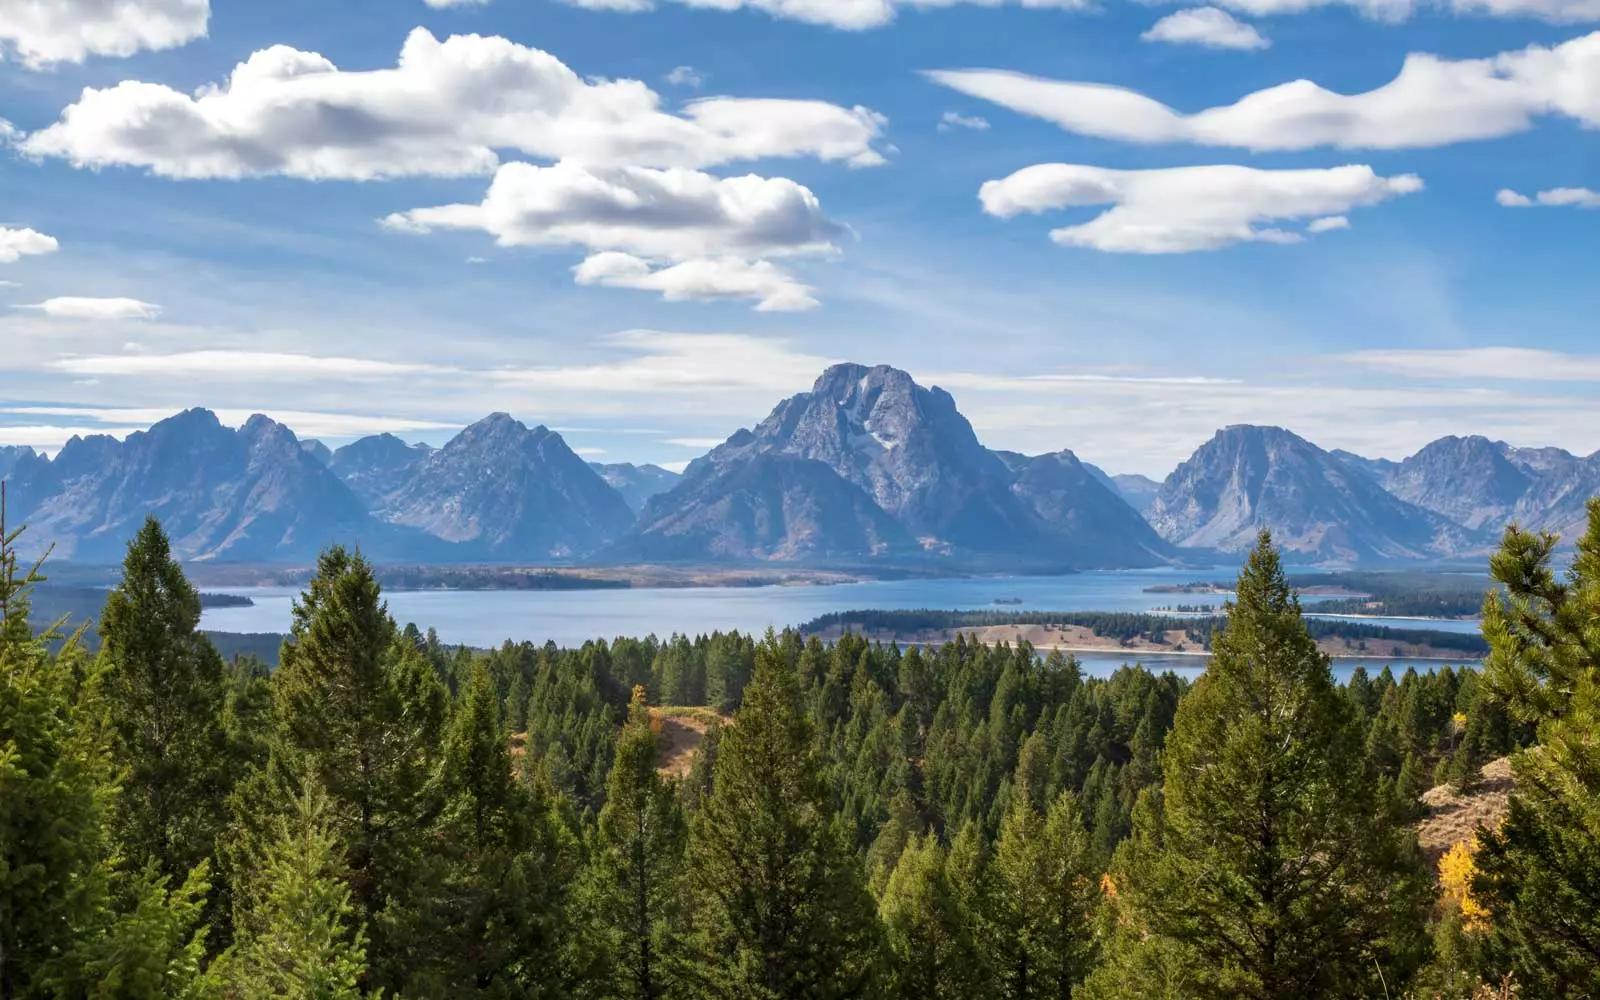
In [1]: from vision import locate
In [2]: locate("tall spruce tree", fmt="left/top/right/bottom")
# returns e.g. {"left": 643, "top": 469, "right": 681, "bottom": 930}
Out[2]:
{"left": 685, "top": 633, "right": 881, "bottom": 999}
{"left": 878, "top": 833, "right": 982, "bottom": 1000}
{"left": 1088, "top": 533, "right": 1431, "bottom": 1000}
{"left": 269, "top": 546, "right": 447, "bottom": 985}
{"left": 989, "top": 790, "right": 1101, "bottom": 999}
{"left": 215, "top": 779, "right": 375, "bottom": 1000}
{"left": 1474, "top": 498, "right": 1600, "bottom": 997}
{"left": 0, "top": 506, "right": 113, "bottom": 998}
{"left": 574, "top": 687, "right": 688, "bottom": 1000}
{"left": 98, "top": 517, "right": 232, "bottom": 884}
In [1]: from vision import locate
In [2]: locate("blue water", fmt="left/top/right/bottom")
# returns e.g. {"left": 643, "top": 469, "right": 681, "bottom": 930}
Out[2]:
{"left": 199, "top": 567, "right": 1484, "bottom": 678}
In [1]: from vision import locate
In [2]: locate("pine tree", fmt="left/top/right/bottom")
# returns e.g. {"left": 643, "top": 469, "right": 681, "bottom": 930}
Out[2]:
{"left": 575, "top": 687, "right": 688, "bottom": 999}
{"left": 70, "top": 864, "right": 217, "bottom": 1000}
{"left": 685, "top": 633, "right": 881, "bottom": 999}
{"left": 0, "top": 498, "right": 115, "bottom": 998}
{"left": 878, "top": 833, "right": 982, "bottom": 1000}
{"left": 1092, "top": 533, "right": 1432, "bottom": 1000}
{"left": 989, "top": 791, "right": 1101, "bottom": 999}
{"left": 269, "top": 547, "right": 447, "bottom": 985}
{"left": 215, "top": 779, "right": 375, "bottom": 1000}
{"left": 97, "top": 517, "right": 233, "bottom": 884}
{"left": 1473, "top": 498, "right": 1600, "bottom": 997}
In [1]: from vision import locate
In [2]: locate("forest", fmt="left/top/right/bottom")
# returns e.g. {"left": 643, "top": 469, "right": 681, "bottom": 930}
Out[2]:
{"left": 1, "top": 500, "right": 1597, "bottom": 999}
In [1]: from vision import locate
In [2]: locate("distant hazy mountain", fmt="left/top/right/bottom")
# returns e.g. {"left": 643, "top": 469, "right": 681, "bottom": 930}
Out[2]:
{"left": 1332, "top": 437, "right": 1600, "bottom": 543}
{"left": 1149, "top": 425, "right": 1475, "bottom": 563}
{"left": 1384, "top": 436, "right": 1533, "bottom": 532}
{"left": 1329, "top": 449, "right": 1401, "bottom": 484}
{"left": 589, "top": 462, "right": 682, "bottom": 512}
{"left": 622, "top": 364, "right": 1170, "bottom": 567}
{"left": 0, "top": 445, "right": 37, "bottom": 482}
{"left": 331, "top": 433, "right": 434, "bottom": 507}
{"left": 622, "top": 451, "right": 916, "bottom": 561}
{"left": 300, "top": 439, "right": 334, "bottom": 466}
{"left": 1, "top": 409, "right": 379, "bottom": 562}
{"left": 378, "top": 414, "right": 633, "bottom": 560}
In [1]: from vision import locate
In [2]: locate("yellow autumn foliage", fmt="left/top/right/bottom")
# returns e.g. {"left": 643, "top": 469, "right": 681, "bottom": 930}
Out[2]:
{"left": 1439, "top": 840, "right": 1490, "bottom": 932}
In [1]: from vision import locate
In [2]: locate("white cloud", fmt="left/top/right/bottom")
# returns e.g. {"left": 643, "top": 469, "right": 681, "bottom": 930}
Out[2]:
{"left": 1497, "top": 186, "right": 1600, "bottom": 207}
{"left": 927, "top": 31, "right": 1600, "bottom": 151}
{"left": 561, "top": 0, "right": 1090, "bottom": 31}
{"left": 1337, "top": 347, "right": 1600, "bottom": 381}
{"left": 1307, "top": 214, "right": 1350, "bottom": 232}
{"left": 49, "top": 350, "right": 436, "bottom": 378}
{"left": 573, "top": 253, "right": 820, "bottom": 311}
{"left": 1, "top": 405, "right": 455, "bottom": 439}
{"left": 0, "top": 424, "right": 145, "bottom": 448}
{"left": 659, "top": 460, "right": 692, "bottom": 473}
{"left": 665, "top": 65, "right": 704, "bottom": 88}
{"left": 0, "top": 227, "right": 59, "bottom": 263}
{"left": 0, "top": 0, "right": 208, "bottom": 68}
{"left": 1142, "top": 8, "right": 1269, "bottom": 50}
{"left": 1449, "top": 0, "right": 1600, "bottom": 23}
{"left": 18, "top": 297, "right": 161, "bottom": 319}
{"left": 21, "top": 28, "right": 887, "bottom": 180}
{"left": 939, "top": 111, "right": 991, "bottom": 131}
{"left": 664, "top": 436, "right": 726, "bottom": 447}
{"left": 571, "top": 447, "right": 607, "bottom": 455}
{"left": 386, "top": 161, "right": 841, "bottom": 261}
{"left": 978, "top": 163, "right": 1421, "bottom": 253}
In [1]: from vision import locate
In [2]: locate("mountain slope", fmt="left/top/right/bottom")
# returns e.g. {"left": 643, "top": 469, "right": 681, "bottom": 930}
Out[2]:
{"left": 379, "top": 414, "right": 633, "bottom": 560}
{"left": 1, "top": 409, "right": 382, "bottom": 562}
{"left": 623, "top": 364, "right": 1169, "bottom": 567}
{"left": 1148, "top": 425, "right": 1475, "bottom": 563}
{"left": 1385, "top": 436, "right": 1532, "bottom": 531}
{"left": 331, "top": 433, "right": 434, "bottom": 507}
{"left": 590, "top": 462, "right": 682, "bottom": 512}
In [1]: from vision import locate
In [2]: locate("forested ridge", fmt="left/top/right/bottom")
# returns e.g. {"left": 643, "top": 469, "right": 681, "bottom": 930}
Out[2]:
{"left": 3, "top": 500, "right": 1599, "bottom": 998}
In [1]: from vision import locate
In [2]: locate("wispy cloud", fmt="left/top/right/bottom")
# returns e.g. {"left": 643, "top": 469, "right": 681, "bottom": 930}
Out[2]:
{"left": 17, "top": 297, "right": 159, "bottom": 320}
{"left": 1335, "top": 347, "right": 1600, "bottom": 382}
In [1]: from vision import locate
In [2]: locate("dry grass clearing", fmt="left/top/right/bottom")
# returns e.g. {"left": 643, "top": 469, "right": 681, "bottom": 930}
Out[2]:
{"left": 650, "top": 706, "right": 729, "bottom": 778}
{"left": 1416, "top": 757, "right": 1514, "bottom": 864}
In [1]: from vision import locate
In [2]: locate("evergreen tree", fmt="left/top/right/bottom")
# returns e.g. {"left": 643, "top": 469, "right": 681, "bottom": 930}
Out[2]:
{"left": 685, "top": 634, "right": 881, "bottom": 999}
{"left": 97, "top": 517, "right": 233, "bottom": 884}
{"left": 878, "top": 833, "right": 982, "bottom": 1000}
{"left": 575, "top": 687, "right": 688, "bottom": 999}
{"left": 1092, "top": 533, "right": 1432, "bottom": 1000}
{"left": 215, "top": 779, "right": 375, "bottom": 1000}
{"left": 989, "top": 791, "right": 1101, "bottom": 999}
{"left": 70, "top": 864, "right": 217, "bottom": 1000}
{"left": 0, "top": 503, "right": 114, "bottom": 998}
{"left": 1474, "top": 498, "right": 1600, "bottom": 997}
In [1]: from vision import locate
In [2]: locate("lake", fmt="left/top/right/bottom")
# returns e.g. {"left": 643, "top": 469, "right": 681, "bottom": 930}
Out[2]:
{"left": 199, "top": 566, "right": 1484, "bottom": 679}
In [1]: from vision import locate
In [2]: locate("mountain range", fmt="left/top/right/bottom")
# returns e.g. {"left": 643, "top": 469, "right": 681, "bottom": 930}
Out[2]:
{"left": 0, "top": 363, "right": 1594, "bottom": 567}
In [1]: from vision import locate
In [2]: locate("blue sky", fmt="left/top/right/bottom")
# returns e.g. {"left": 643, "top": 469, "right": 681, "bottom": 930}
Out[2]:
{"left": 1, "top": 0, "right": 1597, "bottom": 476}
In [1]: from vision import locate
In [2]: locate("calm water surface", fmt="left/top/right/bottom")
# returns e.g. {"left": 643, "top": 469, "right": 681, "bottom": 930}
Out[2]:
{"left": 200, "top": 566, "right": 1482, "bottom": 678}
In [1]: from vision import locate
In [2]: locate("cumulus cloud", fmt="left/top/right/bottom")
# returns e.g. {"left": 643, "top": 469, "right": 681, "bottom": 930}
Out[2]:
{"left": 939, "top": 111, "right": 991, "bottom": 131}
{"left": 18, "top": 297, "right": 161, "bottom": 319}
{"left": 561, "top": 0, "right": 1090, "bottom": 31}
{"left": 0, "top": 227, "right": 59, "bottom": 263}
{"left": 977, "top": 163, "right": 1421, "bottom": 253}
{"left": 665, "top": 65, "right": 704, "bottom": 87}
{"left": 21, "top": 28, "right": 887, "bottom": 180}
{"left": 573, "top": 253, "right": 819, "bottom": 310}
{"left": 386, "top": 160, "right": 840, "bottom": 309}
{"left": 928, "top": 31, "right": 1600, "bottom": 151}
{"left": 1307, "top": 214, "right": 1350, "bottom": 232}
{"left": 0, "top": 0, "right": 208, "bottom": 68}
{"left": 386, "top": 161, "right": 841, "bottom": 260}
{"left": 1337, "top": 347, "right": 1600, "bottom": 381}
{"left": 1142, "top": 8, "right": 1269, "bottom": 50}
{"left": 1497, "top": 186, "right": 1600, "bottom": 207}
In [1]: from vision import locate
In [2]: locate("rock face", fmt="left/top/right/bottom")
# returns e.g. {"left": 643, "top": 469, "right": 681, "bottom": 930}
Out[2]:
{"left": 378, "top": 414, "right": 634, "bottom": 560}
{"left": 1079, "top": 464, "right": 1162, "bottom": 514}
{"left": 300, "top": 439, "right": 334, "bottom": 466}
{"left": 620, "top": 364, "right": 1171, "bottom": 567}
{"left": 589, "top": 462, "right": 683, "bottom": 512}
{"left": 1148, "top": 425, "right": 1473, "bottom": 563}
{"left": 330, "top": 433, "right": 434, "bottom": 507}
{"left": 1384, "top": 436, "right": 1533, "bottom": 532}
{"left": 0, "top": 445, "right": 37, "bottom": 482}
{"left": 1496, "top": 444, "right": 1600, "bottom": 541}
{"left": 1330, "top": 449, "right": 1401, "bottom": 484}
{"left": 0, "top": 409, "right": 378, "bottom": 562}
